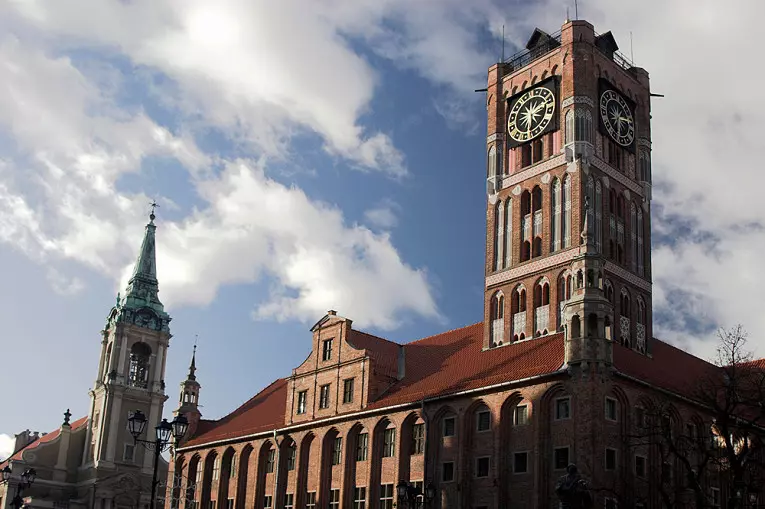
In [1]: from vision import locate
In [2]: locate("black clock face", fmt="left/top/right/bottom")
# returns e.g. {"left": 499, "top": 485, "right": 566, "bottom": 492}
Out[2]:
{"left": 507, "top": 86, "right": 556, "bottom": 143}
{"left": 600, "top": 89, "right": 635, "bottom": 146}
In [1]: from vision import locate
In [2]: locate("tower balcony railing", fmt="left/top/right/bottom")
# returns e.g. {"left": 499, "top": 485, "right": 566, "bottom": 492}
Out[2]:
{"left": 535, "top": 305, "right": 549, "bottom": 334}
{"left": 503, "top": 30, "right": 562, "bottom": 72}
{"left": 513, "top": 311, "right": 527, "bottom": 337}
{"left": 491, "top": 318, "right": 505, "bottom": 346}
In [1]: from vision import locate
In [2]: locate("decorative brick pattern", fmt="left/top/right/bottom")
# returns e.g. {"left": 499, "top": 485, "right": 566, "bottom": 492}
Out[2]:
{"left": 604, "top": 261, "right": 652, "bottom": 292}
{"left": 486, "top": 247, "right": 578, "bottom": 288}
{"left": 561, "top": 96, "right": 595, "bottom": 109}
{"left": 501, "top": 154, "right": 567, "bottom": 190}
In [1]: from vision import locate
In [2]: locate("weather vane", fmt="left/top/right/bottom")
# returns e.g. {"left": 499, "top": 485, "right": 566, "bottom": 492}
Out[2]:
{"left": 149, "top": 200, "right": 160, "bottom": 220}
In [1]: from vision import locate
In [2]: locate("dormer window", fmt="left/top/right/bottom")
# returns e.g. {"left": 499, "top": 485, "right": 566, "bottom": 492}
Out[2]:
{"left": 322, "top": 338, "right": 333, "bottom": 361}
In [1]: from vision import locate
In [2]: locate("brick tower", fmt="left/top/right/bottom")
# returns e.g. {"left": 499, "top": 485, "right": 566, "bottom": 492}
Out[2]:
{"left": 482, "top": 20, "right": 653, "bottom": 373}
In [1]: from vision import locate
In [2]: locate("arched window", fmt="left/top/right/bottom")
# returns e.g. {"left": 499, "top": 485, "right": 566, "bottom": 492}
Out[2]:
{"left": 493, "top": 200, "right": 503, "bottom": 272}
{"left": 620, "top": 290, "right": 632, "bottom": 347}
{"left": 586, "top": 176, "right": 595, "bottom": 240}
{"left": 565, "top": 110, "right": 574, "bottom": 144}
{"left": 630, "top": 202, "right": 637, "bottom": 273}
{"left": 636, "top": 297, "right": 647, "bottom": 353}
{"left": 488, "top": 146, "right": 497, "bottom": 180}
{"left": 563, "top": 175, "right": 572, "bottom": 248}
{"left": 490, "top": 292, "right": 505, "bottom": 347}
{"left": 532, "top": 186, "right": 543, "bottom": 257}
{"left": 128, "top": 342, "right": 152, "bottom": 389}
{"left": 637, "top": 208, "right": 644, "bottom": 276}
{"left": 595, "top": 181, "right": 603, "bottom": 253}
{"left": 520, "top": 191, "right": 531, "bottom": 262}
{"left": 551, "top": 178, "right": 561, "bottom": 252}
{"left": 557, "top": 272, "right": 571, "bottom": 331}
{"left": 534, "top": 280, "right": 550, "bottom": 336}
{"left": 604, "top": 280, "right": 614, "bottom": 304}
{"left": 639, "top": 151, "right": 651, "bottom": 182}
{"left": 587, "top": 313, "right": 598, "bottom": 338}
{"left": 504, "top": 199, "right": 513, "bottom": 268}
{"left": 571, "top": 314, "right": 581, "bottom": 339}
{"left": 511, "top": 286, "right": 527, "bottom": 341}
{"left": 575, "top": 110, "right": 593, "bottom": 143}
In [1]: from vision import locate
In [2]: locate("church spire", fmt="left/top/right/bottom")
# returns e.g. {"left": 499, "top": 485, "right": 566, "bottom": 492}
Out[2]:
{"left": 187, "top": 345, "right": 197, "bottom": 381}
{"left": 106, "top": 205, "right": 171, "bottom": 333}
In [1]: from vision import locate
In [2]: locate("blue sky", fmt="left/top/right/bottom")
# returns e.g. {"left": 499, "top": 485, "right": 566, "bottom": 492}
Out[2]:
{"left": 1, "top": 0, "right": 764, "bottom": 460}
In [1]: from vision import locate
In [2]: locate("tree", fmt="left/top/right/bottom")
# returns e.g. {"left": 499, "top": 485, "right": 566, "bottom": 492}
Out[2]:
{"left": 623, "top": 326, "right": 765, "bottom": 508}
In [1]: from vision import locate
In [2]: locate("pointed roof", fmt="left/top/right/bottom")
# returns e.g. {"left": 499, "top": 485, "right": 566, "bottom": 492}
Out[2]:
{"left": 187, "top": 345, "right": 197, "bottom": 382}
{"left": 105, "top": 210, "right": 171, "bottom": 332}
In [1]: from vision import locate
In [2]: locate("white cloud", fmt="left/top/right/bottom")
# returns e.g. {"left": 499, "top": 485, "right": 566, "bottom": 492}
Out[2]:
{"left": 364, "top": 199, "right": 400, "bottom": 230}
{"left": 46, "top": 268, "right": 85, "bottom": 296}
{"left": 0, "top": 433, "right": 13, "bottom": 461}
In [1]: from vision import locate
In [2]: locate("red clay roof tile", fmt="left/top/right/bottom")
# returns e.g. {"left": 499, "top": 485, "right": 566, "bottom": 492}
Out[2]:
{"left": 0, "top": 416, "right": 87, "bottom": 468}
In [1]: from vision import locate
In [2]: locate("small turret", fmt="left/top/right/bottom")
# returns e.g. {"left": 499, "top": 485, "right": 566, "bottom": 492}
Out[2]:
{"left": 175, "top": 345, "right": 202, "bottom": 442}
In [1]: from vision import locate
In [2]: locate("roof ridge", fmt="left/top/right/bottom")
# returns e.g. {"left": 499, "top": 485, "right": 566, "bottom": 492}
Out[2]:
{"left": 405, "top": 321, "right": 482, "bottom": 346}
{"left": 650, "top": 336, "right": 717, "bottom": 367}
{"left": 351, "top": 329, "right": 401, "bottom": 347}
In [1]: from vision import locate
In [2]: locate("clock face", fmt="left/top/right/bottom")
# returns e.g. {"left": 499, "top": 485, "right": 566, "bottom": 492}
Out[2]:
{"left": 507, "top": 86, "right": 556, "bottom": 143}
{"left": 600, "top": 89, "right": 635, "bottom": 146}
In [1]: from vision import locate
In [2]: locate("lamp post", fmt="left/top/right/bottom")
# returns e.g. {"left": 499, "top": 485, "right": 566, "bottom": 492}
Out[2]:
{"left": 127, "top": 410, "right": 189, "bottom": 509}
{"left": 1, "top": 465, "right": 37, "bottom": 509}
{"left": 396, "top": 480, "right": 435, "bottom": 509}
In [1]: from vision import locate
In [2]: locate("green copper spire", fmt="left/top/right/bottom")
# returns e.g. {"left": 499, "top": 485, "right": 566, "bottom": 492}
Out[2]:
{"left": 105, "top": 207, "right": 171, "bottom": 333}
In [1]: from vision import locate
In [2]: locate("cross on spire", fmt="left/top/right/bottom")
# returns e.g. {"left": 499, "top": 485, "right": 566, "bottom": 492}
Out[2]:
{"left": 149, "top": 200, "right": 160, "bottom": 222}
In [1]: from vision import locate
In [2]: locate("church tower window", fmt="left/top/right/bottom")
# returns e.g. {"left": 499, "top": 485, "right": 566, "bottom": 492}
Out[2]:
{"left": 630, "top": 202, "right": 637, "bottom": 273}
{"left": 619, "top": 290, "right": 632, "bottom": 347}
{"left": 637, "top": 208, "right": 645, "bottom": 276}
{"left": 128, "top": 342, "right": 152, "bottom": 389}
{"left": 551, "top": 178, "right": 561, "bottom": 252}
{"left": 503, "top": 199, "right": 512, "bottom": 268}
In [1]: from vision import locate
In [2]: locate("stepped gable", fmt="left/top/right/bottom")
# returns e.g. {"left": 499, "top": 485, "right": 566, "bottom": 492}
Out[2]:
{"left": 0, "top": 416, "right": 88, "bottom": 468}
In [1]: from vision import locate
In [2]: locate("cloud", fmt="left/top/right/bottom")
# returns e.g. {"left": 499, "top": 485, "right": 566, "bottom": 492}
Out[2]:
{"left": 0, "top": 433, "right": 12, "bottom": 461}
{"left": 46, "top": 268, "right": 85, "bottom": 296}
{"left": 116, "top": 160, "right": 440, "bottom": 329}
{"left": 364, "top": 199, "right": 400, "bottom": 230}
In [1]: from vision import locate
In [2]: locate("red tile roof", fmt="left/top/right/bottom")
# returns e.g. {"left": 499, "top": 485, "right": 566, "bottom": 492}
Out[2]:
{"left": 367, "top": 323, "right": 565, "bottom": 407}
{"left": 182, "top": 323, "right": 566, "bottom": 448}
{"left": 614, "top": 337, "right": 721, "bottom": 398}
{"left": 182, "top": 323, "right": 756, "bottom": 450}
{"left": 0, "top": 416, "right": 88, "bottom": 468}
{"left": 183, "top": 379, "right": 287, "bottom": 447}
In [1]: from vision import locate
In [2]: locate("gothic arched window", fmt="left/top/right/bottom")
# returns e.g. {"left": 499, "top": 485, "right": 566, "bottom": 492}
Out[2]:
{"left": 595, "top": 180, "right": 603, "bottom": 253}
{"left": 493, "top": 200, "right": 503, "bottom": 271}
{"left": 503, "top": 199, "right": 512, "bottom": 268}
{"left": 563, "top": 175, "right": 572, "bottom": 248}
{"left": 637, "top": 208, "right": 645, "bottom": 276}
{"left": 128, "top": 342, "right": 152, "bottom": 389}
{"left": 551, "top": 178, "right": 561, "bottom": 252}
{"left": 490, "top": 292, "right": 505, "bottom": 347}
{"left": 630, "top": 202, "right": 638, "bottom": 273}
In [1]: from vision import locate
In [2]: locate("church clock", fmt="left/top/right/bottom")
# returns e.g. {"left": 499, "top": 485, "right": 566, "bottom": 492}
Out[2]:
{"left": 506, "top": 78, "right": 558, "bottom": 147}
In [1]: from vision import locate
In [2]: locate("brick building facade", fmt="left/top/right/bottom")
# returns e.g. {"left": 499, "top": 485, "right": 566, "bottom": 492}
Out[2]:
{"left": 165, "top": 19, "right": 757, "bottom": 509}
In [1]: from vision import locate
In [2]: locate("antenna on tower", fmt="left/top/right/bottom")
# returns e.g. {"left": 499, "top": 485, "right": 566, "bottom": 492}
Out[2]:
{"left": 574, "top": 0, "right": 579, "bottom": 20}
{"left": 566, "top": 7, "right": 570, "bottom": 22}
{"left": 501, "top": 24, "right": 505, "bottom": 62}
{"left": 630, "top": 31, "right": 635, "bottom": 63}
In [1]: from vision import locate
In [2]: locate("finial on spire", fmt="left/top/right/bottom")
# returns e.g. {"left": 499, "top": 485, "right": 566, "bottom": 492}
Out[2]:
{"left": 116, "top": 292, "right": 121, "bottom": 306}
{"left": 581, "top": 196, "right": 593, "bottom": 246}
{"left": 63, "top": 408, "right": 71, "bottom": 426}
{"left": 149, "top": 200, "right": 159, "bottom": 223}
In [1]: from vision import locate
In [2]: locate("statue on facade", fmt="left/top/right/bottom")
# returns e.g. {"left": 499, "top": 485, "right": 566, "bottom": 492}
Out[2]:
{"left": 555, "top": 464, "right": 593, "bottom": 509}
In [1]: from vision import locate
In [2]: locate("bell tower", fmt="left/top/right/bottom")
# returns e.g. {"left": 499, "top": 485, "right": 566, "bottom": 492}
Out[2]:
{"left": 82, "top": 209, "right": 172, "bottom": 473}
{"left": 174, "top": 345, "right": 202, "bottom": 442}
{"left": 482, "top": 19, "right": 653, "bottom": 367}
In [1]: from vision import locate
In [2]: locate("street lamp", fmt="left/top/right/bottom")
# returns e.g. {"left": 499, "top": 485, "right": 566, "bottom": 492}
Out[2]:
{"left": 127, "top": 411, "right": 189, "bottom": 509}
{"left": 1, "top": 466, "right": 37, "bottom": 509}
{"left": 396, "top": 480, "right": 435, "bottom": 508}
